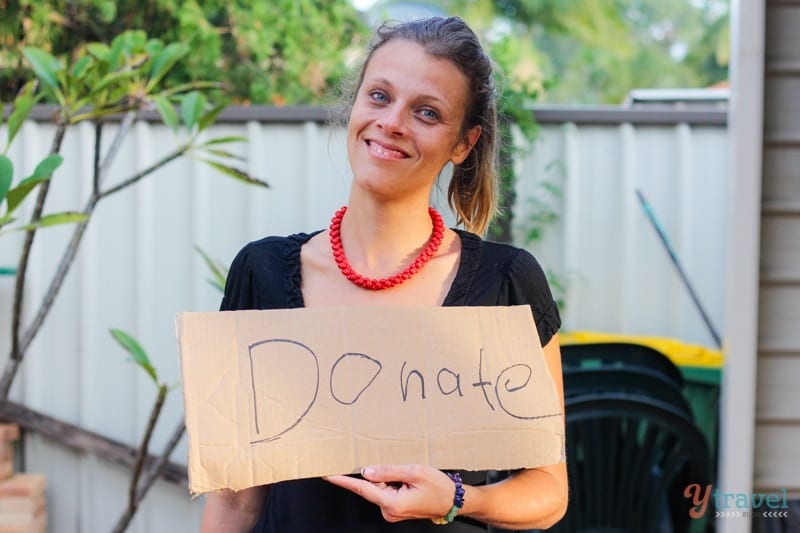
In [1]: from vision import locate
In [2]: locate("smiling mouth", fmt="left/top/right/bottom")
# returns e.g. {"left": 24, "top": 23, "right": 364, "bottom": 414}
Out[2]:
{"left": 367, "top": 140, "right": 408, "bottom": 160}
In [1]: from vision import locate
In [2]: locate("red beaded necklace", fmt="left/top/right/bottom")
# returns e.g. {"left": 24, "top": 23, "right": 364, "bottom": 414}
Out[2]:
{"left": 329, "top": 206, "right": 445, "bottom": 290}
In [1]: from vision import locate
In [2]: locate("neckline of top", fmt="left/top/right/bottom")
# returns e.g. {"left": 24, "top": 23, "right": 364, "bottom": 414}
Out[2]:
{"left": 283, "top": 228, "right": 482, "bottom": 308}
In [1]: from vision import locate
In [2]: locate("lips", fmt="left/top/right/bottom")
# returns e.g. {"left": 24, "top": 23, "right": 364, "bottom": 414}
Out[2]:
{"left": 366, "top": 139, "right": 408, "bottom": 160}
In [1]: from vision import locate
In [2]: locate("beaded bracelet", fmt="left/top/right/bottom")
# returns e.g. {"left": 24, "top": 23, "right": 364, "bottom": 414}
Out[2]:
{"left": 431, "top": 472, "right": 465, "bottom": 525}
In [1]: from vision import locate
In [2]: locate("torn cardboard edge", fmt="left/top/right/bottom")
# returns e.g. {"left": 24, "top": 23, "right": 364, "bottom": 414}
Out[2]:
{"left": 177, "top": 305, "right": 564, "bottom": 494}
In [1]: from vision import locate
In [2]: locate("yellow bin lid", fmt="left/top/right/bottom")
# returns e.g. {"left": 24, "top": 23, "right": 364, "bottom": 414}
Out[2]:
{"left": 560, "top": 330, "right": 723, "bottom": 369}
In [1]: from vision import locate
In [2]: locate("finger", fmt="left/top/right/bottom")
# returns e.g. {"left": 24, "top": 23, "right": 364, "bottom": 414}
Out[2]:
{"left": 361, "top": 464, "right": 424, "bottom": 484}
{"left": 324, "top": 475, "right": 388, "bottom": 504}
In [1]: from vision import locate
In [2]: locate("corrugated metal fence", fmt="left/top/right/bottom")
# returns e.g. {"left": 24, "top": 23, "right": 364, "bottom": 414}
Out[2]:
{"left": 0, "top": 105, "right": 727, "bottom": 531}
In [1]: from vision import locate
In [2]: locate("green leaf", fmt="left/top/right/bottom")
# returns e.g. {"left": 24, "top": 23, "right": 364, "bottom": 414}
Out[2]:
{"left": 206, "top": 278, "right": 225, "bottom": 293}
{"left": 153, "top": 95, "right": 179, "bottom": 134}
{"left": 89, "top": 69, "right": 138, "bottom": 95}
{"left": 0, "top": 214, "right": 15, "bottom": 228}
{"left": 31, "top": 154, "right": 64, "bottom": 179}
{"left": 5, "top": 80, "right": 39, "bottom": 152}
{"left": 110, "top": 329, "right": 159, "bottom": 384}
{"left": 5, "top": 177, "right": 47, "bottom": 214}
{"left": 199, "top": 159, "right": 269, "bottom": 188}
{"left": 108, "top": 33, "right": 128, "bottom": 71}
{"left": 22, "top": 48, "right": 63, "bottom": 93}
{"left": 199, "top": 136, "right": 247, "bottom": 147}
{"left": 145, "top": 39, "right": 165, "bottom": 57}
{"left": 70, "top": 55, "right": 93, "bottom": 81}
{"left": 201, "top": 148, "right": 245, "bottom": 162}
{"left": 127, "top": 30, "right": 147, "bottom": 51}
{"left": 194, "top": 245, "right": 228, "bottom": 293}
{"left": 198, "top": 102, "right": 226, "bottom": 132}
{"left": 96, "top": 0, "right": 116, "bottom": 23}
{"left": 123, "top": 52, "right": 149, "bottom": 72}
{"left": 5, "top": 155, "right": 64, "bottom": 213}
{"left": 7, "top": 211, "right": 89, "bottom": 232}
{"left": 87, "top": 43, "right": 111, "bottom": 63}
{"left": 69, "top": 106, "right": 127, "bottom": 123}
{"left": 146, "top": 42, "right": 189, "bottom": 92}
{"left": 0, "top": 155, "right": 12, "bottom": 205}
{"left": 160, "top": 81, "right": 224, "bottom": 98}
{"left": 180, "top": 92, "right": 206, "bottom": 132}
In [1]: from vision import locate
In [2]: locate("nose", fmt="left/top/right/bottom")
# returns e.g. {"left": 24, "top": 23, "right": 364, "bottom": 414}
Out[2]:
{"left": 377, "top": 107, "right": 407, "bottom": 135}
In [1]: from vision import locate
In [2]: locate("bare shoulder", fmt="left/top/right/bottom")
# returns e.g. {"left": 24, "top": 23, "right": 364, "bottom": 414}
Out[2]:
{"left": 300, "top": 230, "right": 334, "bottom": 273}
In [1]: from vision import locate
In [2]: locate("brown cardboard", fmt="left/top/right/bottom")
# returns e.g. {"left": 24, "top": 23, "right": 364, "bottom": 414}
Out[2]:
{"left": 177, "top": 306, "right": 564, "bottom": 494}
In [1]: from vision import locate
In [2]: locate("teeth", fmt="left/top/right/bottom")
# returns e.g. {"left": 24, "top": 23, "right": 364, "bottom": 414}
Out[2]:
{"left": 369, "top": 141, "right": 404, "bottom": 158}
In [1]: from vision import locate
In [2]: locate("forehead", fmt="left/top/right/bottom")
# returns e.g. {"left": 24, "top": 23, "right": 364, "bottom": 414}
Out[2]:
{"left": 362, "top": 40, "right": 471, "bottom": 102}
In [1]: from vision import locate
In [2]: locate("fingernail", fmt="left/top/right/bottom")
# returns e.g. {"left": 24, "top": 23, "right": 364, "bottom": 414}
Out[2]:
{"left": 362, "top": 467, "right": 375, "bottom": 476}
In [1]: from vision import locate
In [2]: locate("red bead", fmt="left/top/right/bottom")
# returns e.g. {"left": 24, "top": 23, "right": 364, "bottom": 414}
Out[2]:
{"left": 328, "top": 205, "right": 445, "bottom": 291}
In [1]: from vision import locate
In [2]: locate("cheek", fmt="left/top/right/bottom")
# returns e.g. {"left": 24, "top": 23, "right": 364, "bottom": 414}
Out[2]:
{"left": 347, "top": 106, "right": 370, "bottom": 139}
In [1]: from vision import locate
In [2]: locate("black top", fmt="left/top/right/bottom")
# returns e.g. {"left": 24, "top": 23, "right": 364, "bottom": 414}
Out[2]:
{"left": 220, "top": 229, "right": 561, "bottom": 533}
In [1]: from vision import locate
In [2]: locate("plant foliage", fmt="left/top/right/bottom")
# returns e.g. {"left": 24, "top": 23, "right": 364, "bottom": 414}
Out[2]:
{"left": 1, "top": 0, "right": 368, "bottom": 104}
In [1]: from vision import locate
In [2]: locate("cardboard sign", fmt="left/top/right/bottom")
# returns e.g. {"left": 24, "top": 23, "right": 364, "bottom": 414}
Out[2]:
{"left": 177, "top": 305, "right": 564, "bottom": 494}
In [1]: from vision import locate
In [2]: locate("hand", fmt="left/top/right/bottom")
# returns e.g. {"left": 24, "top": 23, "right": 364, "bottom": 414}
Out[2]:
{"left": 325, "top": 465, "right": 457, "bottom": 523}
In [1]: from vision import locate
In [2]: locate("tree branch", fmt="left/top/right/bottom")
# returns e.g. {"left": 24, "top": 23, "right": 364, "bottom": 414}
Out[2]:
{"left": 4, "top": 119, "right": 68, "bottom": 402}
{"left": 1, "top": 129, "right": 191, "bottom": 401}
{"left": 136, "top": 421, "right": 186, "bottom": 502}
{"left": 93, "top": 122, "right": 103, "bottom": 195}
{"left": 98, "top": 145, "right": 189, "bottom": 200}
{"left": 0, "top": 400, "right": 187, "bottom": 485}
{"left": 111, "top": 384, "right": 168, "bottom": 533}
{"left": 97, "top": 111, "right": 136, "bottom": 188}
{"left": 14, "top": 193, "right": 96, "bottom": 357}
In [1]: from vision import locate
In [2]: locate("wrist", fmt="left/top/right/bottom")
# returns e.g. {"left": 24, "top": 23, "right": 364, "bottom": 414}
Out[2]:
{"left": 431, "top": 472, "right": 465, "bottom": 525}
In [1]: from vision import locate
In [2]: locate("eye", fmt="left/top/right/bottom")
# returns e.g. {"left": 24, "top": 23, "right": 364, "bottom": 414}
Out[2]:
{"left": 369, "top": 90, "right": 389, "bottom": 104}
{"left": 418, "top": 107, "right": 440, "bottom": 122}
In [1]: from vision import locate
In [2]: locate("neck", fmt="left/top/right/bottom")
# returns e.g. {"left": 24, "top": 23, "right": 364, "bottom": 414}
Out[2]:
{"left": 337, "top": 195, "right": 439, "bottom": 275}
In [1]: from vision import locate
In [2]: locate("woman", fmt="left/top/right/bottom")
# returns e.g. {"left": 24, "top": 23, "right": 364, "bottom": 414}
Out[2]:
{"left": 202, "top": 16, "right": 567, "bottom": 532}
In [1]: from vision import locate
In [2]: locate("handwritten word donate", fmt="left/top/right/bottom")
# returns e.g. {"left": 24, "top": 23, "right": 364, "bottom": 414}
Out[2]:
{"left": 248, "top": 339, "right": 559, "bottom": 445}
{"left": 178, "top": 306, "right": 565, "bottom": 491}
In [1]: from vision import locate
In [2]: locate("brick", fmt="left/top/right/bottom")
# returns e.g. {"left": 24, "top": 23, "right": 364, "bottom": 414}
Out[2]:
{"left": 0, "top": 494, "right": 45, "bottom": 514}
{"left": 0, "top": 511, "right": 46, "bottom": 533}
{"left": 0, "top": 502, "right": 45, "bottom": 526}
{"left": 0, "top": 474, "right": 46, "bottom": 498}
{"left": 0, "top": 425, "right": 19, "bottom": 443}
{"left": 0, "top": 460, "right": 12, "bottom": 482}
{"left": 0, "top": 442, "right": 12, "bottom": 462}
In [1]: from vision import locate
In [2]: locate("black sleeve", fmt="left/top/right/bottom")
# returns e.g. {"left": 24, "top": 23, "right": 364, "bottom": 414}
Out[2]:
{"left": 219, "top": 244, "right": 254, "bottom": 311}
{"left": 506, "top": 248, "right": 561, "bottom": 347}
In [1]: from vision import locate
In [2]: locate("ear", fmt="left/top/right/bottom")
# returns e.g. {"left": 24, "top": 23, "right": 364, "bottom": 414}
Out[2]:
{"left": 451, "top": 125, "right": 482, "bottom": 166}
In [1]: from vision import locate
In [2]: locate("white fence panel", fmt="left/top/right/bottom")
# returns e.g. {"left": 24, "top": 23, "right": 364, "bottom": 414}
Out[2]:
{"left": 514, "top": 120, "right": 728, "bottom": 347}
{"left": 0, "top": 107, "right": 727, "bottom": 531}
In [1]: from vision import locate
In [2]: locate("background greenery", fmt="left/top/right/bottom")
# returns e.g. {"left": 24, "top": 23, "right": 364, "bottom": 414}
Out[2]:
{"left": 0, "top": 0, "right": 367, "bottom": 104}
{"left": 1, "top": 0, "right": 729, "bottom": 105}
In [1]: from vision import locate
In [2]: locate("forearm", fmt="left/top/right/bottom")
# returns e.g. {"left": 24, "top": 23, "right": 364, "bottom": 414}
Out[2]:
{"left": 201, "top": 486, "right": 269, "bottom": 533}
{"left": 459, "top": 464, "right": 568, "bottom": 530}
{"left": 457, "top": 335, "right": 568, "bottom": 529}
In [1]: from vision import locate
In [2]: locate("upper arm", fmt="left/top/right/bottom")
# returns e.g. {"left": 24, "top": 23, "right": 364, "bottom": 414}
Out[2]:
{"left": 542, "top": 333, "right": 565, "bottom": 411}
{"left": 538, "top": 332, "right": 567, "bottom": 480}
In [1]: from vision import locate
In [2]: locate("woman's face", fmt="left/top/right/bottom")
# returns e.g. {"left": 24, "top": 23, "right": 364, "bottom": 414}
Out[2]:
{"left": 347, "top": 39, "right": 480, "bottom": 201}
